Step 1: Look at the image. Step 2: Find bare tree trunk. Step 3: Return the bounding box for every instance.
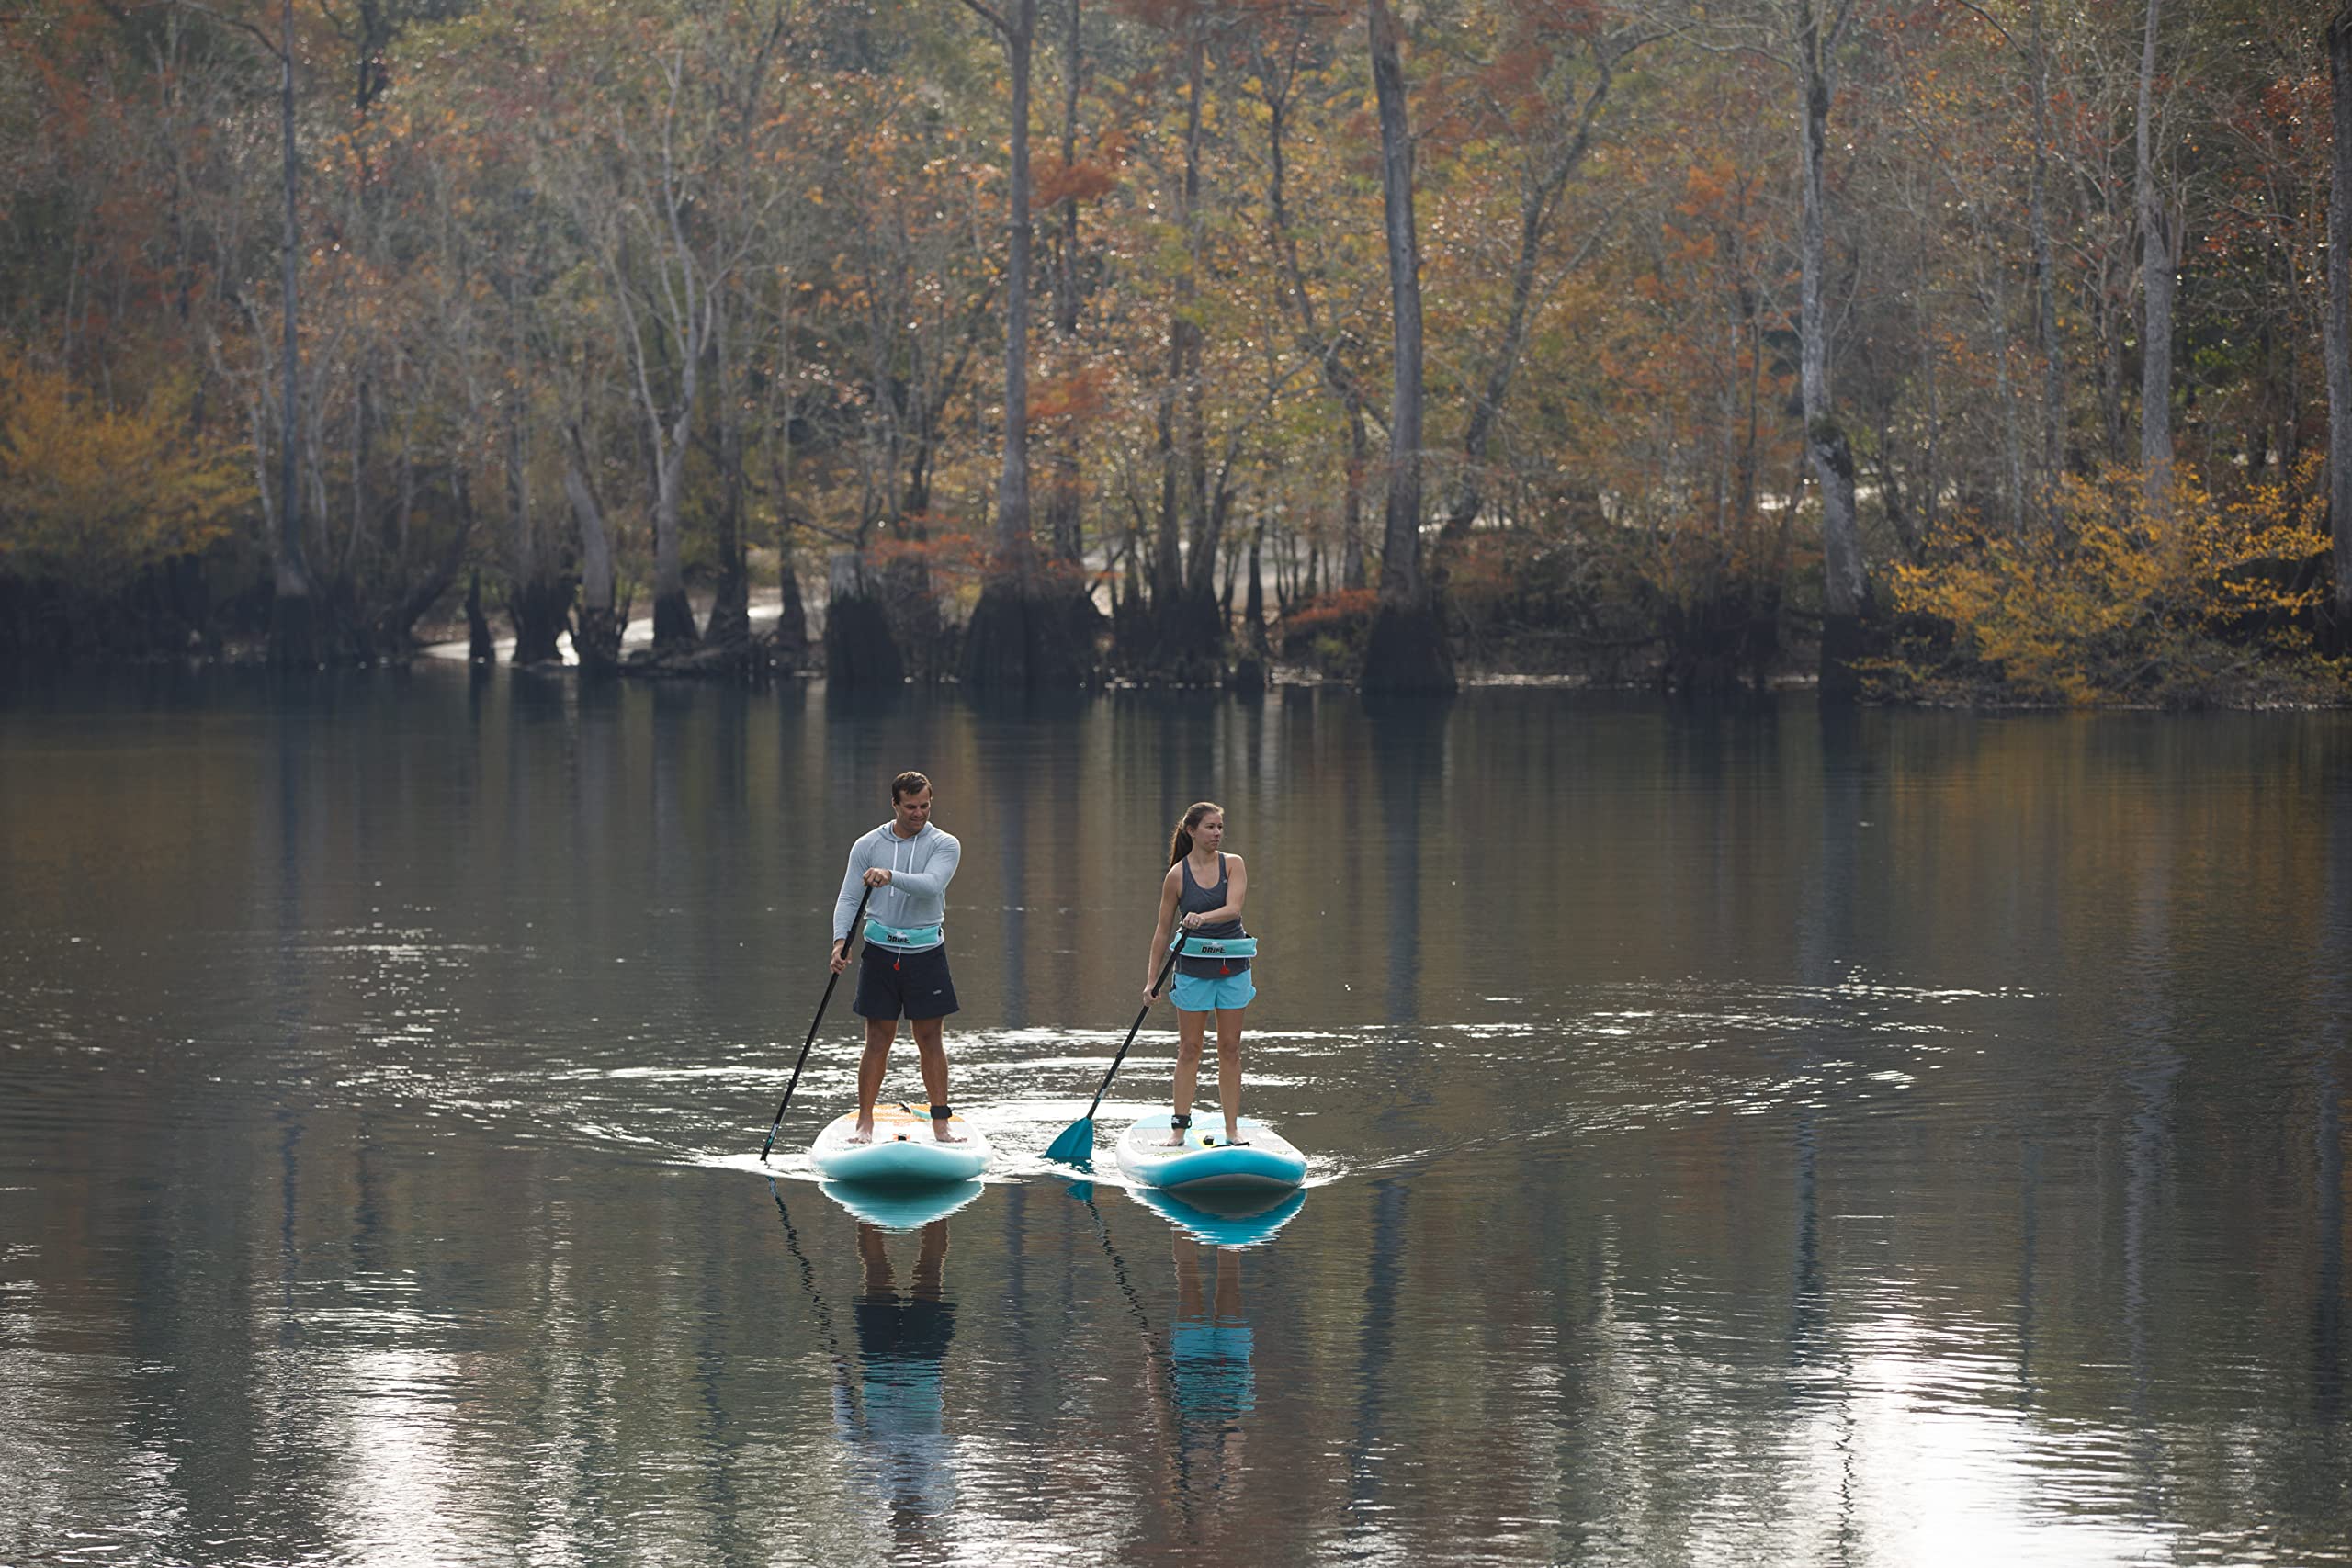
[1149,36,1197,652]
[1797,0,1869,699]
[269,0,315,665]
[2030,0,2064,511]
[564,424,622,673]
[503,401,560,664]
[2328,7,2352,643]
[960,0,1087,685]
[1045,0,1085,565]
[650,402,696,649]
[1156,335,1182,600]
[2135,0,2174,508]
[995,0,1035,552]
[769,265,811,670]
[1178,30,1218,616]
[1359,0,1453,694]
[1342,411,1369,591]
[706,295,752,647]
[595,55,717,656]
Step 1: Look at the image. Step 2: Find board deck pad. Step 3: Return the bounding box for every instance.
[809,1102,992,1186]
[1114,1111,1306,1195]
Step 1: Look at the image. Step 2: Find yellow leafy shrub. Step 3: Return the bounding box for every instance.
[0,350,254,593]
[1881,459,2336,705]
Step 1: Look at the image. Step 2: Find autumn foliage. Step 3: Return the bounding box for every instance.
[1882,459,2337,706]
[0,0,2340,700]
[0,352,251,596]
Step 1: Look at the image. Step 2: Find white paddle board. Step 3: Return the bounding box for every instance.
[1114,1111,1306,1195]
[809,1101,991,1185]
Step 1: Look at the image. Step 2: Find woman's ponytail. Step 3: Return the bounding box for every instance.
[1169,800,1222,866]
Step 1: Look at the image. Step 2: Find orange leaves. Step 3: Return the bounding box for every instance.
[1280,587,1377,638]
[1029,364,1114,425]
[1031,151,1124,209]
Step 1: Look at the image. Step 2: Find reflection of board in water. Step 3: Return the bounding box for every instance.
[820,1178,984,1233]
[1131,1185,1306,1249]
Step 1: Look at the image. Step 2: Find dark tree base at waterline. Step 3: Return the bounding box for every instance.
[1819,613,1871,704]
[651,590,699,654]
[509,576,571,665]
[959,574,1096,688]
[271,591,320,669]
[825,591,905,687]
[1358,601,1456,694]
[572,607,624,675]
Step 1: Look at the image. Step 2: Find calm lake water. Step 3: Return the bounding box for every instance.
[3,670,2349,1566]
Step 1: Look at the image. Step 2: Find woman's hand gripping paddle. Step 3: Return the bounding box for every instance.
[1045,933,1184,1168]
[759,882,874,1162]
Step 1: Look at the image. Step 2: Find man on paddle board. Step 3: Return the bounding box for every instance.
[832,771,964,1144]
[1145,801,1253,1147]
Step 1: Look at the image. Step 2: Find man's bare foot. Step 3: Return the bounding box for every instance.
[932,1122,964,1143]
[849,1118,876,1145]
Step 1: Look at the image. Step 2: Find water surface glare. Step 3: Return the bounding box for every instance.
[3,672,2349,1564]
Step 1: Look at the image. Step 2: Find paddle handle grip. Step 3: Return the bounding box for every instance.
[760,881,875,1161]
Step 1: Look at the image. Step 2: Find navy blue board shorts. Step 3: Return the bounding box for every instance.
[854,942,960,1021]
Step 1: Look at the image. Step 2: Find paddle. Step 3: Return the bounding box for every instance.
[759,881,874,1162]
[1044,932,1185,1167]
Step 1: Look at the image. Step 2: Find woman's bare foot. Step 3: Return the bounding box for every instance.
[849,1116,876,1145]
[1164,1118,1190,1147]
[932,1122,964,1143]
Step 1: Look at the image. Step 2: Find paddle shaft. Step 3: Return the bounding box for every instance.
[1078,936,1186,1121]
[759,881,874,1161]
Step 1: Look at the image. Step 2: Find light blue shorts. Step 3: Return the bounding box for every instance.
[1170,968,1256,1013]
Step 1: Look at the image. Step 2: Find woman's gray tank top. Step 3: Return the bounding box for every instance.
[1176,854,1250,978]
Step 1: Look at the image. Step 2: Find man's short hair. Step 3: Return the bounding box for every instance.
[891,770,932,803]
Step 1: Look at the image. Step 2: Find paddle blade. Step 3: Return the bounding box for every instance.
[1044,1115,1097,1168]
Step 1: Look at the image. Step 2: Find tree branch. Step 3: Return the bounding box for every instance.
[955,0,1009,38]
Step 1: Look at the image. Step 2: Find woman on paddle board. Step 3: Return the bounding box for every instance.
[832,770,964,1145]
[1145,801,1253,1147]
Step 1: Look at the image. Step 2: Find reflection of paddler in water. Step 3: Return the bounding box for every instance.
[838,1217,958,1524]
[1167,1233,1255,1424]
[1078,1187,1255,1517]
[769,1184,958,1529]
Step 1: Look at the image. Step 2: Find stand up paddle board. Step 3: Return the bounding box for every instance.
[1114,1112,1306,1196]
[810,1102,992,1185]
